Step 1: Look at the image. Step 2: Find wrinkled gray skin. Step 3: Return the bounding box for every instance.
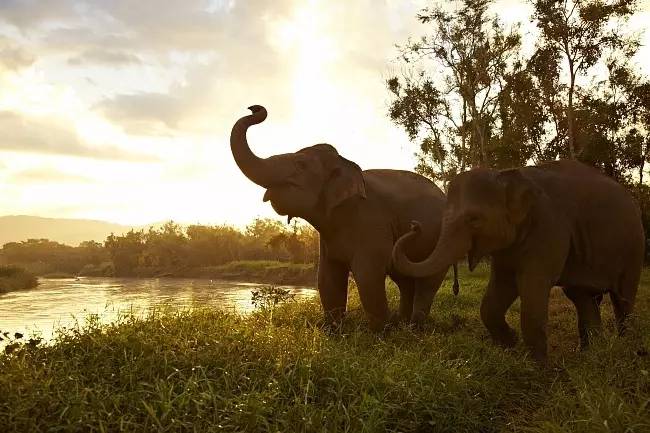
[230,105,459,331]
[392,160,644,364]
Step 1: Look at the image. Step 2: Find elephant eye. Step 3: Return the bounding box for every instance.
[466,214,485,228]
[294,160,306,171]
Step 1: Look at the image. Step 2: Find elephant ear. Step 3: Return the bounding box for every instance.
[325,155,366,216]
[496,169,539,225]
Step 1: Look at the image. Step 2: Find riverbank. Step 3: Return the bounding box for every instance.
[34,260,318,286]
[189,260,316,286]
[1,265,648,431]
[0,265,38,295]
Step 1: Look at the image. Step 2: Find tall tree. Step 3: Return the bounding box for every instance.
[386,0,521,187]
[530,0,639,159]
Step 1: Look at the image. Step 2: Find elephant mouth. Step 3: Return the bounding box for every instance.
[262,189,291,217]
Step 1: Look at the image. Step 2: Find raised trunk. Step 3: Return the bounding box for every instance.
[392,218,472,279]
[230,105,278,187]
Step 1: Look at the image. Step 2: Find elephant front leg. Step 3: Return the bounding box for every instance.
[393,278,415,324]
[410,269,448,327]
[317,256,350,332]
[517,270,552,365]
[480,267,519,348]
[351,260,391,332]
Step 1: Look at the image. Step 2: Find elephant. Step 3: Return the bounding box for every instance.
[392,159,644,364]
[230,105,460,330]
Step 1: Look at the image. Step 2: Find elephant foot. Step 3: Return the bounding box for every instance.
[492,327,519,348]
[389,311,408,325]
[320,317,344,336]
[526,347,548,366]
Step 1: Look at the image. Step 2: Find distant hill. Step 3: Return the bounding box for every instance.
[0,215,164,247]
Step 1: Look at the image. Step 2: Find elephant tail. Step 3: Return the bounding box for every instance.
[452,262,460,296]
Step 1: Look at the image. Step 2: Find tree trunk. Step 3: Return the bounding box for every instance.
[567,68,577,160]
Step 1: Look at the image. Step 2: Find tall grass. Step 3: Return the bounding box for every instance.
[0,264,648,431]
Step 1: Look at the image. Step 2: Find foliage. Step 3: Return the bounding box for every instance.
[531,0,639,159]
[386,0,524,187]
[387,0,650,259]
[1,267,649,431]
[387,0,647,179]
[251,285,296,311]
[0,217,320,278]
[0,265,38,294]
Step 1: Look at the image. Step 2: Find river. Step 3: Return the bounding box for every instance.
[0,277,317,346]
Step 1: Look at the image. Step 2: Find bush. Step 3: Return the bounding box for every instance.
[0,265,38,294]
[78,262,116,277]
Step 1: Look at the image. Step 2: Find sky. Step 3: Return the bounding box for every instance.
[1,0,649,228]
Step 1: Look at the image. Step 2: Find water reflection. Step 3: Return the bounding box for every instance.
[0,277,316,345]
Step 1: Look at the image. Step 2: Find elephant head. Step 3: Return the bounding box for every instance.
[392,167,540,277]
[230,105,367,225]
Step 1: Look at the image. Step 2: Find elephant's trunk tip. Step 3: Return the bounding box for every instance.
[243,105,267,124]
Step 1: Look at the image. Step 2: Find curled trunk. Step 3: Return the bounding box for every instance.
[392,218,472,279]
[230,105,278,187]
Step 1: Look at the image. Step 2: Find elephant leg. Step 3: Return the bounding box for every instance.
[317,255,350,331]
[350,260,391,332]
[392,277,415,323]
[561,286,603,349]
[480,267,519,348]
[410,268,448,327]
[516,270,552,365]
[611,267,641,335]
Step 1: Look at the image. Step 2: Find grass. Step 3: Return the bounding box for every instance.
[0,265,38,294]
[0,264,649,432]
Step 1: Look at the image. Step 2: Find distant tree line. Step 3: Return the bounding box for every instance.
[386,0,650,261]
[0,218,319,277]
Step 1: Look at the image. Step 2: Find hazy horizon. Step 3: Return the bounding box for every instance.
[2,0,650,227]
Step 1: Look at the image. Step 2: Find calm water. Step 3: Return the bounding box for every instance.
[0,277,316,345]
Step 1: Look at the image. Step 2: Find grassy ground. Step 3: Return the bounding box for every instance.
[0,265,38,294]
[0,264,649,432]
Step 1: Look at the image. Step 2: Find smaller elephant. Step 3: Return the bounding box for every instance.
[392,159,644,364]
[230,105,460,331]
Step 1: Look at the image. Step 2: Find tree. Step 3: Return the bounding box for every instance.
[386,0,522,187]
[530,0,639,159]
[104,229,146,275]
[574,58,650,184]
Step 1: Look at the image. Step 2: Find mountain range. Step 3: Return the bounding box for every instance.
[0,215,164,247]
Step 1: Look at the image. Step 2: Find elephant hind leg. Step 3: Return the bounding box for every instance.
[562,286,603,349]
[611,266,641,336]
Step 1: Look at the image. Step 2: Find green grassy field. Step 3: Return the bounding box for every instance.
[0,263,649,432]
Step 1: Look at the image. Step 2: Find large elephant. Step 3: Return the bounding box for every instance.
[230,105,459,330]
[392,159,644,364]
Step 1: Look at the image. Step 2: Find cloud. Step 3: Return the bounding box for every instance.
[67,48,142,67]
[0,0,302,136]
[0,36,35,71]
[0,0,79,31]
[7,166,96,185]
[0,110,159,161]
